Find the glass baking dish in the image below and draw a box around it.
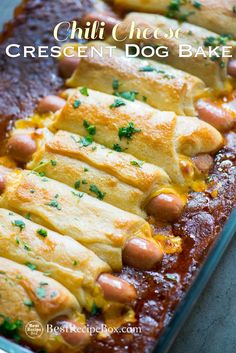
[0,209,235,353]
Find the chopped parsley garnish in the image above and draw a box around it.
[12,220,25,231]
[112,79,120,90]
[130,160,144,168]
[166,0,195,21]
[203,34,232,47]
[80,136,93,147]
[37,228,48,238]
[139,65,156,72]
[142,96,147,102]
[80,87,89,96]
[25,213,31,220]
[113,144,122,152]
[73,99,81,109]
[89,184,106,200]
[193,1,201,9]
[24,299,34,308]
[73,260,78,266]
[25,262,37,271]
[0,315,23,341]
[72,191,84,198]
[91,302,101,316]
[166,273,179,282]
[114,90,138,102]
[38,172,46,177]
[83,120,96,135]
[30,189,35,194]
[84,168,89,172]
[24,244,31,251]
[36,287,46,299]
[47,198,61,210]
[110,98,126,109]
[74,180,81,189]
[50,160,57,166]
[118,122,141,140]
[82,179,87,184]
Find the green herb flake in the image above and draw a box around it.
[109,98,126,109]
[72,191,84,198]
[83,120,96,135]
[114,90,138,102]
[37,228,48,238]
[47,198,62,210]
[84,168,89,172]
[74,180,81,189]
[50,160,57,166]
[139,65,156,72]
[80,87,89,96]
[193,1,201,9]
[113,144,122,152]
[30,189,35,194]
[73,99,81,109]
[82,179,87,184]
[166,273,179,282]
[112,79,120,90]
[0,315,23,341]
[73,260,78,266]
[36,287,46,299]
[142,96,147,102]
[91,302,101,316]
[130,160,144,168]
[24,244,31,251]
[25,262,37,271]
[80,136,93,147]
[89,184,106,200]
[24,299,34,308]
[25,213,31,220]
[38,172,46,177]
[12,220,25,231]
[50,291,57,298]
[118,122,141,140]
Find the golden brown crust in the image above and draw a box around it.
[0,257,81,352]
[67,41,205,116]
[52,88,223,183]
[0,170,153,271]
[112,0,236,39]
[113,13,236,90]
[0,208,110,311]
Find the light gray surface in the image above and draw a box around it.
[0,1,235,353]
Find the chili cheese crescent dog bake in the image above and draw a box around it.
[111,13,236,90]
[109,0,236,39]
[52,88,223,183]
[66,41,206,116]
[0,257,89,353]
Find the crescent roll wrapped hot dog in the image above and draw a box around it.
[112,13,236,90]
[27,129,180,218]
[66,41,205,116]
[0,208,137,309]
[110,0,236,39]
[51,88,223,184]
[0,257,89,352]
[0,169,162,271]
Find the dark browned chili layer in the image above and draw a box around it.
[0,2,235,353]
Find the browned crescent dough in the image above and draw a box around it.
[52,88,223,184]
[0,208,110,311]
[111,13,236,90]
[109,0,236,39]
[67,41,206,116]
[0,169,153,271]
[0,257,83,353]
